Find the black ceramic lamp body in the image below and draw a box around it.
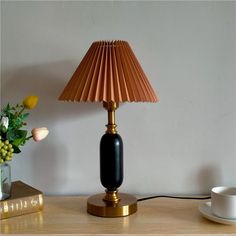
[100,133,123,191]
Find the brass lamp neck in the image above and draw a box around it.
[103,101,119,134]
[103,190,120,205]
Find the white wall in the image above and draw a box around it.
[1,1,236,195]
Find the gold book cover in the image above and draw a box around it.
[0,181,43,219]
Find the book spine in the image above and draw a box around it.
[0,194,43,219]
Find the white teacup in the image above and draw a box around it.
[211,186,236,219]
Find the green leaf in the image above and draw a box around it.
[18,130,28,138]
[12,144,21,153]
[21,113,29,120]
[0,125,7,133]
[6,130,17,141]
[12,138,24,147]
[6,104,10,112]
[12,130,28,146]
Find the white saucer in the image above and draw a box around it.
[198,201,236,225]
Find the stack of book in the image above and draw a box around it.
[0,181,43,219]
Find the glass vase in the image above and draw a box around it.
[0,163,11,200]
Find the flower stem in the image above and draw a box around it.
[25,135,33,141]
[18,106,25,116]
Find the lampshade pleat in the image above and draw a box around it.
[59,40,159,103]
[115,43,131,101]
[124,43,152,101]
[112,45,122,101]
[79,43,101,101]
[86,43,103,101]
[122,42,142,101]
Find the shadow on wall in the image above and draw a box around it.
[29,140,68,194]
[196,165,223,194]
[2,60,101,121]
[2,61,102,191]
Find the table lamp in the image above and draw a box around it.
[59,40,159,217]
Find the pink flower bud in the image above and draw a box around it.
[31,127,49,142]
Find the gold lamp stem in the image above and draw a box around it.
[87,101,137,217]
[103,190,120,205]
[103,101,119,134]
[103,101,120,204]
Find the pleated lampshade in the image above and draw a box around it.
[59,40,159,103]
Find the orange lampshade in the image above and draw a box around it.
[59,40,159,103]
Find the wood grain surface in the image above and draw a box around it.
[1,196,236,235]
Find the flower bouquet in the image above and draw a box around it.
[0,95,49,200]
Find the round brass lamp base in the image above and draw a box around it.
[87,193,137,217]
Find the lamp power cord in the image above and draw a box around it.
[137,195,211,202]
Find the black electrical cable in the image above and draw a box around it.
[137,195,211,202]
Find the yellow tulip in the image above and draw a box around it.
[22,95,39,109]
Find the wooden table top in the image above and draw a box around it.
[1,195,236,235]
